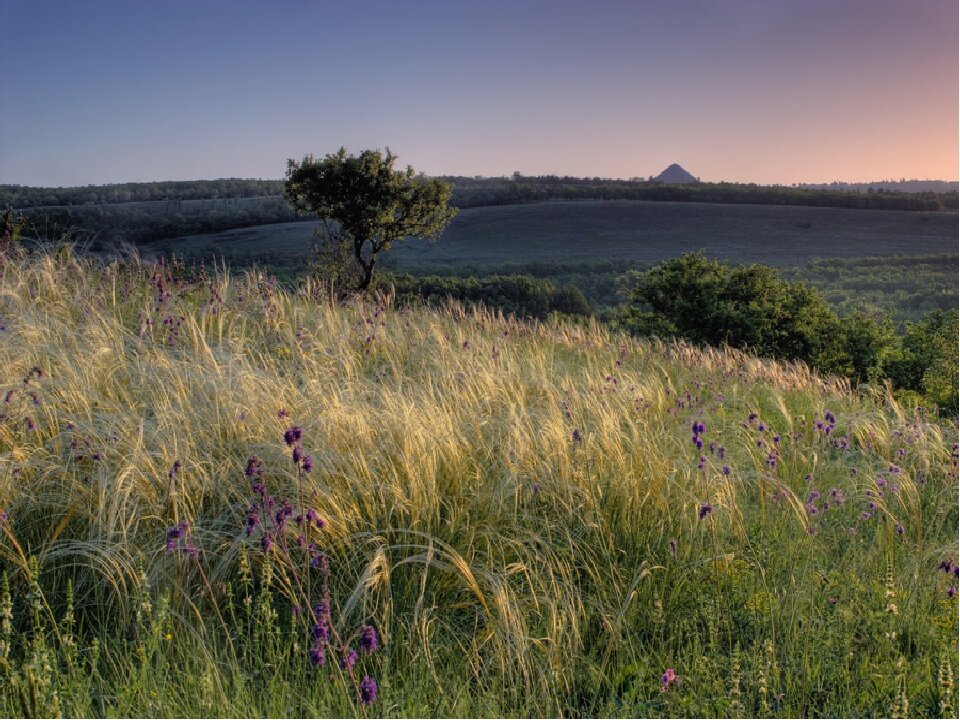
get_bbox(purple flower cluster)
[359,625,378,654]
[815,410,836,436]
[165,519,198,556]
[660,668,678,691]
[359,675,378,706]
[690,420,706,450]
[937,559,959,599]
[284,426,314,474]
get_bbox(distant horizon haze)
[1,0,956,187]
[2,165,957,190]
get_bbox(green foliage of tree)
[618,252,845,364]
[285,148,457,291]
[827,311,899,384]
[618,253,958,415]
[888,310,959,414]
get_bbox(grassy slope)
[0,251,956,717]
[153,200,958,267]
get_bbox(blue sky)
[1,0,956,185]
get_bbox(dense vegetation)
[384,254,957,322]
[618,254,958,415]
[0,249,955,717]
[0,179,284,208]
[385,273,592,320]
[444,175,958,212]
[7,176,955,212]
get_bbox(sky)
[1,0,957,186]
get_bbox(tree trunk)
[354,237,376,292]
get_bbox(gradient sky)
[1,0,957,186]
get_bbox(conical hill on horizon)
[654,163,700,184]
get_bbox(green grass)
[0,249,956,717]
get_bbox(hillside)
[0,250,955,716]
[654,164,699,183]
[154,199,958,268]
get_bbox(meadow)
[153,200,958,268]
[0,249,956,717]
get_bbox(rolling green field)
[151,200,958,268]
[0,250,956,717]
[145,200,958,321]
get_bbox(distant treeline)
[7,175,956,247]
[799,179,958,193]
[443,175,958,212]
[5,175,957,212]
[19,198,294,247]
[0,178,284,208]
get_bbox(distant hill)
[654,164,699,184]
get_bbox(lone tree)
[285,148,457,292]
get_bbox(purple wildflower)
[301,454,313,473]
[668,538,678,555]
[949,587,957,599]
[309,644,326,667]
[312,620,330,643]
[721,465,730,475]
[340,649,359,671]
[661,668,678,691]
[698,503,713,520]
[283,426,303,447]
[571,429,582,442]
[359,624,378,654]
[359,675,378,706]
[245,455,264,480]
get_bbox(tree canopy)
[285,148,457,291]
